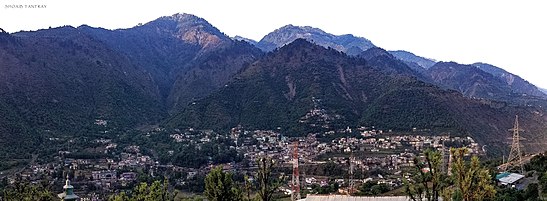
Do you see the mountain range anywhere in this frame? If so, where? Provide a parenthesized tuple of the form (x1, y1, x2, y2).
(77, 14, 263, 112)
(167, 39, 547, 153)
(1, 13, 546, 159)
(248, 24, 546, 104)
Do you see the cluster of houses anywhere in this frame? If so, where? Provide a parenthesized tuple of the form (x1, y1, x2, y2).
(6, 122, 484, 200)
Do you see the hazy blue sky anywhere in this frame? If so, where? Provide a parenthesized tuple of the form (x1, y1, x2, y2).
(2, 0, 546, 88)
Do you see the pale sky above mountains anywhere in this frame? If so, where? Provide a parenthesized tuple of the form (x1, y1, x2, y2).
(1, 0, 546, 88)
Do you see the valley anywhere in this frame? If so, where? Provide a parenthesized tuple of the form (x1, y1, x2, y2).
(0, 12, 546, 200)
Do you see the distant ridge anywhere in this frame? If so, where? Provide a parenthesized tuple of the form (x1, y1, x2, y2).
(473, 62, 546, 97)
(232, 35, 257, 46)
(389, 50, 436, 69)
(256, 24, 375, 55)
(423, 62, 547, 107)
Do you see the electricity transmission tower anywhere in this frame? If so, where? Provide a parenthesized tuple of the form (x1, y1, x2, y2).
(349, 153, 355, 195)
(504, 115, 524, 173)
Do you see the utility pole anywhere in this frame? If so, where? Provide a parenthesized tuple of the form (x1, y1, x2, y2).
(291, 141, 301, 201)
(447, 147, 453, 176)
(441, 140, 446, 173)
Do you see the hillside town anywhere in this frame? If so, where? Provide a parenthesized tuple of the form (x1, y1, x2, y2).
(4, 120, 483, 200)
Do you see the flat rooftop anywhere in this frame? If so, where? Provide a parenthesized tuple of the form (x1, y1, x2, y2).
(496, 172, 525, 185)
(303, 195, 413, 201)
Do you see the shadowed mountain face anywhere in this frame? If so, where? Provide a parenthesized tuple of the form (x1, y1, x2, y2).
(423, 62, 547, 107)
(0, 26, 166, 156)
(6, 26, 166, 123)
(167, 39, 547, 154)
(472, 62, 546, 97)
(356, 49, 545, 108)
(358, 47, 426, 79)
(78, 13, 263, 111)
(256, 25, 375, 55)
(386, 50, 546, 103)
(425, 62, 514, 99)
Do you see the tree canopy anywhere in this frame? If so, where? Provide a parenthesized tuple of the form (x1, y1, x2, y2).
(204, 166, 242, 201)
